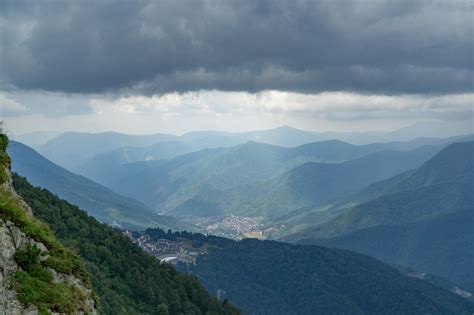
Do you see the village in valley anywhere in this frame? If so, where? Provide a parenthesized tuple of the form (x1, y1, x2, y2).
(119, 214, 286, 265)
(185, 215, 281, 240)
(122, 229, 208, 264)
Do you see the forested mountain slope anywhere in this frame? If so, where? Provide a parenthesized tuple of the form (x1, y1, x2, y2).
(74, 126, 328, 181)
(8, 141, 189, 231)
(169, 145, 441, 218)
(142, 229, 474, 315)
(288, 141, 474, 290)
(0, 134, 97, 314)
(13, 174, 240, 315)
(66, 132, 474, 187)
(100, 140, 446, 217)
(38, 126, 324, 173)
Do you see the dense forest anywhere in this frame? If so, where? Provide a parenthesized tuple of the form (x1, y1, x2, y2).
(182, 240, 474, 314)
(135, 228, 474, 314)
(1, 134, 96, 313)
(290, 141, 474, 291)
(13, 174, 240, 315)
(6, 132, 474, 314)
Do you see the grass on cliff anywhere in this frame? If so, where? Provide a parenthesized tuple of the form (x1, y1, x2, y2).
(0, 189, 89, 283)
(0, 133, 95, 312)
(0, 184, 92, 313)
(13, 243, 87, 314)
(0, 133, 11, 184)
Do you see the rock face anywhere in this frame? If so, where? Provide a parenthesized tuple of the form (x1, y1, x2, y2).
(0, 166, 98, 314)
(1, 170, 33, 219)
(0, 219, 42, 315)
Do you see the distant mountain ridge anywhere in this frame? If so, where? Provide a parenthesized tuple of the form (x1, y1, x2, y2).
(39, 127, 324, 172)
(11, 131, 62, 150)
(286, 141, 474, 291)
(12, 166, 474, 314)
(73, 133, 473, 187)
(8, 141, 190, 231)
(95, 139, 388, 212)
(37, 125, 474, 175)
(170, 145, 443, 219)
(12, 174, 240, 314)
(39, 131, 177, 170)
(92, 136, 471, 220)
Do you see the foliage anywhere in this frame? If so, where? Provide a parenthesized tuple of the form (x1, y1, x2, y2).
(0, 189, 89, 284)
(0, 135, 93, 312)
(176, 237, 474, 314)
(0, 133, 11, 183)
(13, 173, 241, 315)
(292, 141, 474, 290)
(145, 228, 234, 248)
(13, 244, 86, 314)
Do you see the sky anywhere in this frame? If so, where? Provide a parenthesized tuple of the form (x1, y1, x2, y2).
(0, 0, 473, 135)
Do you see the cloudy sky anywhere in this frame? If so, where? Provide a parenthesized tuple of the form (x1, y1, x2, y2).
(1, 0, 472, 135)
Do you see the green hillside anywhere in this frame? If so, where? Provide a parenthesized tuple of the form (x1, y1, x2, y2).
(8, 141, 190, 231)
(75, 126, 325, 183)
(69, 133, 473, 190)
(100, 140, 444, 218)
(305, 208, 474, 291)
(13, 173, 240, 315)
(288, 141, 474, 290)
(171, 145, 440, 219)
(160, 230, 474, 314)
(1, 134, 97, 313)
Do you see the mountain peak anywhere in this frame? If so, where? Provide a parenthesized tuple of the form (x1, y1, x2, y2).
(409, 141, 474, 185)
(273, 125, 301, 131)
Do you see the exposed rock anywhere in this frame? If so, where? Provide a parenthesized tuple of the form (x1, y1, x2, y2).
(1, 167, 33, 218)
(0, 219, 40, 315)
(0, 167, 97, 314)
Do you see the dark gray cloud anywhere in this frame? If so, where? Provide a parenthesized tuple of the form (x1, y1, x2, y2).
(0, 0, 472, 94)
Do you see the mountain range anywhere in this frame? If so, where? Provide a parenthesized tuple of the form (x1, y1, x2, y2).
(80, 136, 471, 219)
(32, 124, 472, 175)
(170, 145, 442, 219)
(11, 173, 240, 314)
(3, 130, 474, 313)
(7, 140, 190, 231)
(285, 141, 474, 291)
(12, 165, 474, 314)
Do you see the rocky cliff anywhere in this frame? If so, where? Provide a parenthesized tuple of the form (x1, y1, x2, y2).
(0, 133, 97, 314)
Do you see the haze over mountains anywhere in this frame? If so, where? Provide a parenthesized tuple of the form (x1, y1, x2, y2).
(286, 141, 474, 291)
(7, 140, 191, 231)
(3, 1, 473, 313)
(44, 131, 472, 223)
(11, 163, 474, 315)
(7, 125, 474, 312)
(5, 129, 474, 313)
(10, 126, 472, 225)
(167, 145, 442, 219)
(17, 123, 469, 173)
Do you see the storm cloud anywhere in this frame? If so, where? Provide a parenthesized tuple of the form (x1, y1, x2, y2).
(1, 0, 472, 95)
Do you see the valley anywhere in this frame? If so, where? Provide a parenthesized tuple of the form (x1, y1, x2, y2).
(5, 128, 474, 314)
(2, 2, 472, 313)
(184, 215, 276, 240)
